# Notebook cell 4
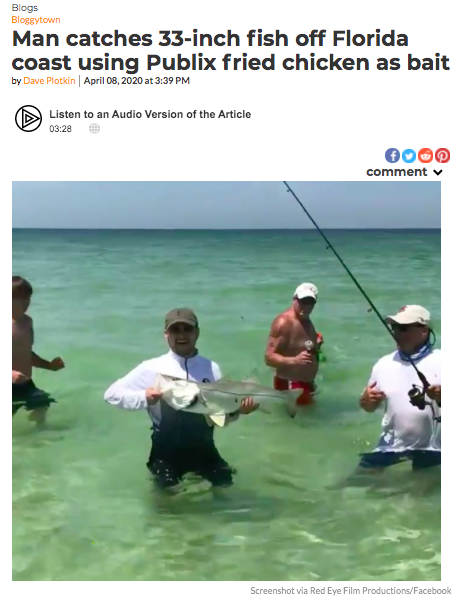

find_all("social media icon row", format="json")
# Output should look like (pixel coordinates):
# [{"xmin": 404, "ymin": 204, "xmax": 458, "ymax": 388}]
[{"xmin": 385, "ymin": 148, "xmax": 450, "ymax": 164}]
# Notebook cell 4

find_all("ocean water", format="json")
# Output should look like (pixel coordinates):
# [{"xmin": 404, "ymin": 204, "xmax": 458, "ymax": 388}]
[{"xmin": 12, "ymin": 229, "xmax": 441, "ymax": 581}]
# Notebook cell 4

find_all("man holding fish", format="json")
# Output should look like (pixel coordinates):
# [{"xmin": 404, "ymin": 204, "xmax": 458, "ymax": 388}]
[{"xmin": 104, "ymin": 308, "xmax": 295, "ymax": 490}]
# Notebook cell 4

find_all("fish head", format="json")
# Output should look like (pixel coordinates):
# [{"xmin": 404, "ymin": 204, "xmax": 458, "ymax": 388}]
[{"xmin": 155, "ymin": 373, "xmax": 201, "ymax": 411}]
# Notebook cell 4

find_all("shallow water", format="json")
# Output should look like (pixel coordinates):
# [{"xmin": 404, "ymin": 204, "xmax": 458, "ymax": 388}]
[{"xmin": 12, "ymin": 229, "xmax": 441, "ymax": 581}]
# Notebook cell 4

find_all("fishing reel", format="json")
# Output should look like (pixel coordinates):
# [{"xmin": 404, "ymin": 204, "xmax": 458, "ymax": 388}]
[
  {"xmin": 408, "ymin": 384, "xmax": 428, "ymax": 410},
  {"xmin": 408, "ymin": 384, "xmax": 441, "ymax": 423}
]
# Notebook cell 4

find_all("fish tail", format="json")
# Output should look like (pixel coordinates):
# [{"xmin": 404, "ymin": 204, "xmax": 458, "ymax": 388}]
[{"xmin": 286, "ymin": 388, "xmax": 302, "ymax": 418}]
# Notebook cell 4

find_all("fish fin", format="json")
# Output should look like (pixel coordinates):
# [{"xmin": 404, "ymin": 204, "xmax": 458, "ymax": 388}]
[
  {"xmin": 287, "ymin": 402, "xmax": 297, "ymax": 418},
  {"xmin": 209, "ymin": 413, "xmax": 227, "ymax": 427},
  {"xmin": 241, "ymin": 375, "xmax": 259, "ymax": 384},
  {"xmin": 286, "ymin": 389, "xmax": 301, "ymax": 418}
]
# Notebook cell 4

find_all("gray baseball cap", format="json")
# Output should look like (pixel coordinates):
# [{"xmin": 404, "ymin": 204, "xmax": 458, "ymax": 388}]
[{"xmin": 165, "ymin": 308, "xmax": 199, "ymax": 330}]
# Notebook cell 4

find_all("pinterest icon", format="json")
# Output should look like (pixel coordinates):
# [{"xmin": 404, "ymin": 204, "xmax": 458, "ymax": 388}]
[{"xmin": 435, "ymin": 148, "xmax": 450, "ymax": 163}]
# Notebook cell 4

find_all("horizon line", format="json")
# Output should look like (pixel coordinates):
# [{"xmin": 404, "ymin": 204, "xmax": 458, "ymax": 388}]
[{"xmin": 12, "ymin": 227, "xmax": 441, "ymax": 231}]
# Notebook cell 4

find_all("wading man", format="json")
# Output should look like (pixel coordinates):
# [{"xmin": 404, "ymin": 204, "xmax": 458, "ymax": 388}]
[
  {"xmin": 264, "ymin": 283, "xmax": 321, "ymax": 414},
  {"xmin": 104, "ymin": 308, "xmax": 258, "ymax": 489},
  {"xmin": 357, "ymin": 305, "xmax": 441, "ymax": 473}
]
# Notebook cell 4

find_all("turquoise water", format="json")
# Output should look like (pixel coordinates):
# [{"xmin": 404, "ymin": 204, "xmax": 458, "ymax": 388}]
[{"xmin": 12, "ymin": 229, "xmax": 441, "ymax": 581}]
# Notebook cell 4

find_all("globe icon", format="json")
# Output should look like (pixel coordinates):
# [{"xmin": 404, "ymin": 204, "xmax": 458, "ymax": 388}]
[{"xmin": 89, "ymin": 123, "xmax": 100, "ymax": 134}]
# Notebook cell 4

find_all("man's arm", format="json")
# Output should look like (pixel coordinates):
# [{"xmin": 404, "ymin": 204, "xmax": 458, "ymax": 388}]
[
  {"xmin": 427, "ymin": 385, "xmax": 441, "ymax": 406},
  {"xmin": 31, "ymin": 352, "xmax": 53, "ymax": 370},
  {"xmin": 223, "ymin": 400, "xmax": 259, "ymax": 425},
  {"xmin": 104, "ymin": 361, "xmax": 157, "ymax": 410},
  {"xmin": 30, "ymin": 324, "xmax": 64, "ymax": 371},
  {"xmin": 264, "ymin": 316, "xmax": 294, "ymax": 367},
  {"xmin": 359, "ymin": 367, "xmax": 386, "ymax": 412},
  {"xmin": 29, "ymin": 323, "xmax": 48, "ymax": 369},
  {"xmin": 31, "ymin": 352, "xmax": 65, "ymax": 371}
]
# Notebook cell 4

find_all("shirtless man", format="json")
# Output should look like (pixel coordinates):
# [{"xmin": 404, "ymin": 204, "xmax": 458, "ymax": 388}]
[
  {"xmin": 12, "ymin": 276, "xmax": 65, "ymax": 424},
  {"xmin": 265, "ymin": 283, "xmax": 320, "ymax": 414}
]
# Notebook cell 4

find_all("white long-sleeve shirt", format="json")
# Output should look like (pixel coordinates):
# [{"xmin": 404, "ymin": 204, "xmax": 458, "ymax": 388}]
[{"xmin": 104, "ymin": 349, "xmax": 239, "ymax": 429}]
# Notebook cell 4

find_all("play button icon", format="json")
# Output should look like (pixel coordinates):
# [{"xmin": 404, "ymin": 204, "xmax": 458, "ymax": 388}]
[{"xmin": 15, "ymin": 105, "xmax": 42, "ymax": 132}]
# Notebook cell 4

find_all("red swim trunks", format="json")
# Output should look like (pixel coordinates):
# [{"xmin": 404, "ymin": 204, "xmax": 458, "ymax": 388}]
[{"xmin": 273, "ymin": 377, "xmax": 316, "ymax": 405}]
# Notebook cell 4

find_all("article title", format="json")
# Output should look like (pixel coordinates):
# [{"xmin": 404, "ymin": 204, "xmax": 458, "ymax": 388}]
[{"xmin": 12, "ymin": 29, "xmax": 450, "ymax": 74}]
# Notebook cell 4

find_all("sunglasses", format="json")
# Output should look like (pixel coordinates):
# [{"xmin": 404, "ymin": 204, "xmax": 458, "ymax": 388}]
[
  {"xmin": 390, "ymin": 323, "xmax": 424, "ymax": 332},
  {"xmin": 297, "ymin": 297, "xmax": 316, "ymax": 305}
]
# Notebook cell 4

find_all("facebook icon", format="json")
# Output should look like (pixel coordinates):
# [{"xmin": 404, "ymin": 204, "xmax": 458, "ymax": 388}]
[{"xmin": 385, "ymin": 148, "xmax": 400, "ymax": 163}]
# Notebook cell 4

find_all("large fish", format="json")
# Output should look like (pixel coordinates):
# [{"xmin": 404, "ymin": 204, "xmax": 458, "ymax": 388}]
[{"xmin": 153, "ymin": 373, "xmax": 302, "ymax": 425}]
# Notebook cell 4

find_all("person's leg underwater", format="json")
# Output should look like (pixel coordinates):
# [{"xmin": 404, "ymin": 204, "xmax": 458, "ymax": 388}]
[
  {"xmin": 331, "ymin": 451, "xmax": 411, "ymax": 489},
  {"xmin": 195, "ymin": 445, "xmax": 236, "ymax": 489}
]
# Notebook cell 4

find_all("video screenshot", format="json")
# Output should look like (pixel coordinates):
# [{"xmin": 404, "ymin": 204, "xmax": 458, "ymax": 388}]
[{"xmin": 7, "ymin": 0, "xmax": 454, "ymax": 592}]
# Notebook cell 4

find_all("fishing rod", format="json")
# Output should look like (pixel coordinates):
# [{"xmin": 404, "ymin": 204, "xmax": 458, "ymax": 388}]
[{"xmin": 283, "ymin": 181, "xmax": 438, "ymax": 417}]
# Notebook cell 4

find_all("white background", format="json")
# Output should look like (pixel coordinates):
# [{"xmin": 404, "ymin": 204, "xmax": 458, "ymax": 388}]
[{"xmin": 4, "ymin": 0, "xmax": 454, "ymax": 589}]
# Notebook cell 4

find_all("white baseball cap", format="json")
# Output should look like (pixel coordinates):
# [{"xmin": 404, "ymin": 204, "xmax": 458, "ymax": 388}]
[
  {"xmin": 294, "ymin": 282, "xmax": 318, "ymax": 301},
  {"xmin": 385, "ymin": 305, "xmax": 431, "ymax": 326}
]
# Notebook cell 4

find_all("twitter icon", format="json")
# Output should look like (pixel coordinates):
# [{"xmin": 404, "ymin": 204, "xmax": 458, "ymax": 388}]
[{"xmin": 402, "ymin": 149, "xmax": 416, "ymax": 163}]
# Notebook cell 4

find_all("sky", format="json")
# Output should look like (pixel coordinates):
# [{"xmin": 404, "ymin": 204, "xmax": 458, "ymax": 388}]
[{"xmin": 12, "ymin": 181, "xmax": 441, "ymax": 229}]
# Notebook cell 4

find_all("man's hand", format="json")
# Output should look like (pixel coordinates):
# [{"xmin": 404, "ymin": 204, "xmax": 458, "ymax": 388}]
[
  {"xmin": 239, "ymin": 396, "xmax": 259, "ymax": 414},
  {"xmin": 360, "ymin": 382, "xmax": 386, "ymax": 412},
  {"xmin": 50, "ymin": 357, "xmax": 65, "ymax": 371},
  {"xmin": 12, "ymin": 370, "xmax": 29, "ymax": 384},
  {"xmin": 291, "ymin": 350, "xmax": 313, "ymax": 365},
  {"xmin": 427, "ymin": 385, "xmax": 441, "ymax": 405},
  {"xmin": 145, "ymin": 388, "xmax": 163, "ymax": 405}
]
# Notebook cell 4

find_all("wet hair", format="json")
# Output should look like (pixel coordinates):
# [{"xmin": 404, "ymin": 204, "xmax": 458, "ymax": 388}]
[{"xmin": 12, "ymin": 276, "xmax": 33, "ymax": 299}]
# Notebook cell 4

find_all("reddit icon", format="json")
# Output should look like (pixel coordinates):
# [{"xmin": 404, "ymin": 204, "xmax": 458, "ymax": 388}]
[{"xmin": 418, "ymin": 148, "xmax": 433, "ymax": 163}]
